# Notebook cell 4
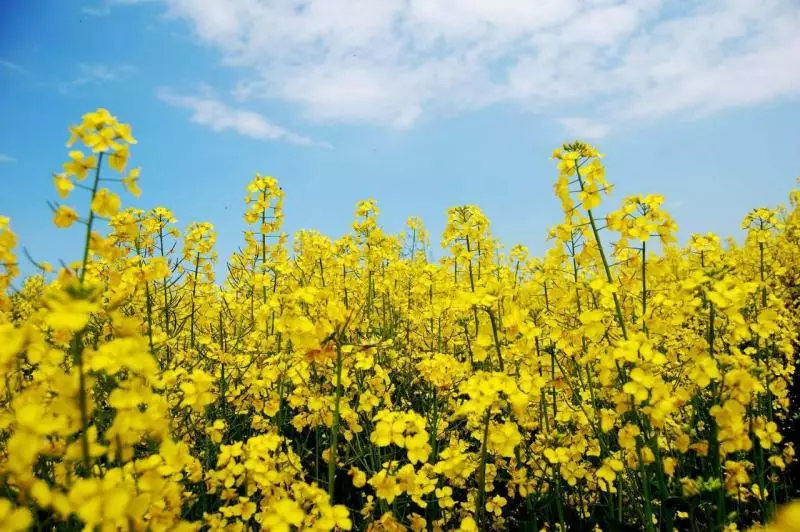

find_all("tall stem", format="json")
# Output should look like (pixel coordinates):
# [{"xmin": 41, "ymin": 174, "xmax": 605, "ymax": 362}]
[
  {"xmin": 328, "ymin": 341, "xmax": 344, "ymax": 502},
  {"xmin": 637, "ymin": 441, "xmax": 654, "ymax": 532},
  {"xmin": 641, "ymin": 240, "xmax": 647, "ymax": 334},
  {"xmin": 475, "ymin": 408, "xmax": 492, "ymax": 527},
  {"xmin": 79, "ymin": 152, "xmax": 104, "ymax": 285},
  {"xmin": 190, "ymin": 253, "xmax": 200, "ymax": 349},
  {"xmin": 74, "ymin": 151, "xmax": 105, "ymax": 475},
  {"xmin": 487, "ymin": 309, "xmax": 505, "ymax": 372},
  {"xmin": 574, "ymin": 161, "xmax": 628, "ymax": 340},
  {"xmin": 158, "ymin": 225, "xmax": 172, "ymax": 366}
]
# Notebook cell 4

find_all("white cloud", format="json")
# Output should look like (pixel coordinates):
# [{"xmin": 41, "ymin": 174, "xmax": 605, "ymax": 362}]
[
  {"xmin": 53, "ymin": 63, "xmax": 137, "ymax": 93},
  {"xmin": 82, "ymin": 6, "xmax": 111, "ymax": 16},
  {"xmin": 0, "ymin": 154, "xmax": 16, "ymax": 163},
  {"xmin": 76, "ymin": 63, "xmax": 137, "ymax": 81},
  {"xmin": 83, "ymin": 0, "xmax": 158, "ymax": 16},
  {"xmin": 157, "ymin": 88, "xmax": 329, "ymax": 147},
  {"xmin": 131, "ymin": 0, "xmax": 800, "ymax": 130},
  {"xmin": 559, "ymin": 117, "xmax": 610, "ymax": 140},
  {"xmin": 0, "ymin": 59, "xmax": 23, "ymax": 72}
]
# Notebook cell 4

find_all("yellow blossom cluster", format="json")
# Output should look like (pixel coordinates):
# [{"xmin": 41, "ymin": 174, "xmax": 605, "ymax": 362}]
[{"xmin": 1, "ymin": 113, "xmax": 798, "ymax": 531}]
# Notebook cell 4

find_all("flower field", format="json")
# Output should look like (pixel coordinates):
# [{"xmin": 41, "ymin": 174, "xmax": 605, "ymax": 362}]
[{"xmin": 1, "ymin": 109, "xmax": 799, "ymax": 531}]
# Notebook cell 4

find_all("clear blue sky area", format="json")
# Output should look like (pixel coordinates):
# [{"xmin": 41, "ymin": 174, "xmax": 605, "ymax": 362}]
[{"xmin": 1, "ymin": 1, "xmax": 799, "ymax": 277}]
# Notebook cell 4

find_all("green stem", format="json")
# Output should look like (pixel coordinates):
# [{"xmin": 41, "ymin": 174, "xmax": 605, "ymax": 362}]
[
  {"xmin": 641, "ymin": 240, "xmax": 648, "ymax": 334},
  {"xmin": 74, "ymin": 151, "xmax": 105, "ymax": 476},
  {"xmin": 574, "ymin": 161, "xmax": 628, "ymax": 340},
  {"xmin": 79, "ymin": 152, "xmax": 104, "ymax": 285},
  {"xmin": 476, "ymin": 408, "xmax": 492, "ymax": 528},
  {"xmin": 636, "ymin": 442, "xmax": 654, "ymax": 532},
  {"xmin": 328, "ymin": 341, "xmax": 344, "ymax": 502},
  {"xmin": 189, "ymin": 252, "xmax": 200, "ymax": 349},
  {"xmin": 486, "ymin": 309, "xmax": 506, "ymax": 372}
]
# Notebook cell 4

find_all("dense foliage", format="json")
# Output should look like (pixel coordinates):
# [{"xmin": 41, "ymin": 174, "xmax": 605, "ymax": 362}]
[{"xmin": 1, "ymin": 109, "xmax": 799, "ymax": 531}]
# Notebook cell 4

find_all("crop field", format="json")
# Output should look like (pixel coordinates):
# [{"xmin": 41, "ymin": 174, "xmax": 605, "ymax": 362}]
[{"xmin": 0, "ymin": 109, "xmax": 798, "ymax": 531}]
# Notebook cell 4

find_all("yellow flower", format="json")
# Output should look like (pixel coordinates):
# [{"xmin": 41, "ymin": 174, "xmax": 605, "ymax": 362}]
[
  {"xmin": 485, "ymin": 495, "xmax": 507, "ymax": 516},
  {"xmin": 487, "ymin": 421, "xmax": 522, "ymax": 457},
  {"xmin": 689, "ymin": 355, "xmax": 721, "ymax": 388},
  {"xmin": 618, "ymin": 424, "xmax": 641, "ymax": 450},
  {"xmin": 0, "ymin": 499, "xmax": 32, "ymax": 531},
  {"xmin": 54, "ymin": 173, "xmax": 75, "ymax": 198},
  {"xmin": 769, "ymin": 455, "xmax": 786, "ymax": 470},
  {"xmin": 600, "ymin": 409, "xmax": 616, "ymax": 432},
  {"xmin": 761, "ymin": 501, "xmax": 800, "ymax": 532},
  {"xmin": 44, "ymin": 291, "xmax": 98, "ymax": 331},
  {"xmin": 108, "ymin": 145, "xmax": 130, "ymax": 172},
  {"xmin": 8, "ymin": 116, "xmax": 800, "ymax": 532},
  {"xmin": 28, "ymin": 480, "xmax": 52, "ymax": 507},
  {"xmin": 579, "ymin": 308, "xmax": 606, "ymax": 338},
  {"xmin": 85, "ymin": 126, "xmax": 120, "ymax": 153},
  {"xmin": 675, "ymin": 433, "xmax": 691, "ymax": 453},
  {"xmin": 369, "ymin": 469, "xmax": 400, "ymax": 503},
  {"xmin": 260, "ymin": 498, "xmax": 304, "ymax": 531},
  {"xmin": 53, "ymin": 205, "xmax": 80, "ymax": 228},
  {"xmin": 91, "ymin": 188, "xmax": 121, "ymax": 218},
  {"xmin": 63, "ymin": 150, "xmax": 97, "ymax": 180},
  {"xmin": 436, "ymin": 486, "xmax": 456, "ymax": 509},
  {"xmin": 122, "ymin": 167, "xmax": 141, "ymax": 197},
  {"xmin": 544, "ymin": 447, "xmax": 570, "ymax": 464},
  {"xmin": 349, "ymin": 466, "xmax": 367, "ymax": 488},
  {"xmin": 114, "ymin": 122, "xmax": 137, "ymax": 144},
  {"xmin": 754, "ymin": 418, "xmax": 782, "ymax": 449},
  {"xmin": 663, "ymin": 457, "xmax": 677, "ymax": 477},
  {"xmin": 371, "ymin": 413, "xmax": 406, "ymax": 447},
  {"xmin": 66, "ymin": 123, "xmax": 89, "ymax": 147},
  {"xmin": 82, "ymin": 108, "xmax": 115, "ymax": 128},
  {"xmin": 597, "ymin": 458, "xmax": 624, "ymax": 492},
  {"xmin": 458, "ymin": 516, "xmax": 479, "ymax": 532},
  {"xmin": 179, "ymin": 371, "xmax": 216, "ymax": 411},
  {"xmin": 205, "ymin": 419, "xmax": 227, "ymax": 444},
  {"xmin": 329, "ymin": 505, "xmax": 352, "ymax": 531},
  {"xmin": 751, "ymin": 483, "xmax": 769, "ymax": 500}
]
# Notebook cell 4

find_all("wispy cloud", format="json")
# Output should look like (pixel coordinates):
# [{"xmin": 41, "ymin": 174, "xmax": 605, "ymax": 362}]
[
  {"xmin": 82, "ymin": 0, "xmax": 158, "ymax": 17},
  {"xmin": 0, "ymin": 154, "xmax": 17, "ymax": 163},
  {"xmin": 0, "ymin": 59, "xmax": 23, "ymax": 72},
  {"xmin": 52, "ymin": 63, "xmax": 137, "ymax": 93},
  {"xmin": 128, "ymin": 0, "xmax": 800, "ymax": 133},
  {"xmin": 157, "ymin": 88, "xmax": 329, "ymax": 147},
  {"xmin": 77, "ymin": 63, "xmax": 137, "ymax": 82},
  {"xmin": 81, "ymin": 6, "xmax": 111, "ymax": 17},
  {"xmin": 559, "ymin": 117, "xmax": 610, "ymax": 140}
]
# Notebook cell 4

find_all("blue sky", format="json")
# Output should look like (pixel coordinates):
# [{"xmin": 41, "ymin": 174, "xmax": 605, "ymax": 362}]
[{"xmin": 1, "ymin": 0, "xmax": 799, "ymax": 277}]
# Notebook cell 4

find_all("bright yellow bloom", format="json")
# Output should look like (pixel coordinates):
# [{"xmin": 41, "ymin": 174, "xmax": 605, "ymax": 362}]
[
  {"xmin": 753, "ymin": 418, "xmax": 782, "ymax": 449},
  {"xmin": 113, "ymin": 122, "xmax": 137, "ymax": 144},
  {"xmin": 618, "ymin": 424, "xmax": 641, "ymax": 450},
  {"xmin": 597, "ymin": 457, "xmax": 625, "ymax": 492},
  {"xmin": 0, "ymin": 499, "xmax": 32, "ymax": 531},
  {"xmin": 53, "ymin": 205, "xmax": 80, "ymax": 228},
  {"xmin": 5, "ymin": 115, "xmax": 800, "ymax": 532},
  {"xmin": 84, "ymin": 126, "xmax": 120, "ymax": 153},
  {"xmin": 43, "ymin": 290, "xmax": 98, "ymax": 331},
  {"xmin": 63, "ymin": 150, "xmax": 97, "ymax": 180},
  {"xmin": 122, "ymin": 167, "xmax": 141, "ymax": 197},
  {"xmin": 54, "ymin": 173, "xmax": 74, "ymax": 198},
  {"xmin": 108, "ymin": 144, "xmax": 129, "ymax": 172},
  {"xmin": 91, "ymin": 188, "xmax": 121, "ymax": 217},
  {"xmin": 349, "ymin": 466, "xmax": 367, "ymax": 488},
  {"xmin": 760, "ymin": 501, "xmax": 800, "ymax": 532},
  {"xmin": 260, "ymin": 498, "xmax": 305, "ymax": 531},
  {"xmin": 179, "ymin": 371, "xmax": 216, "ymax": 411}
]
